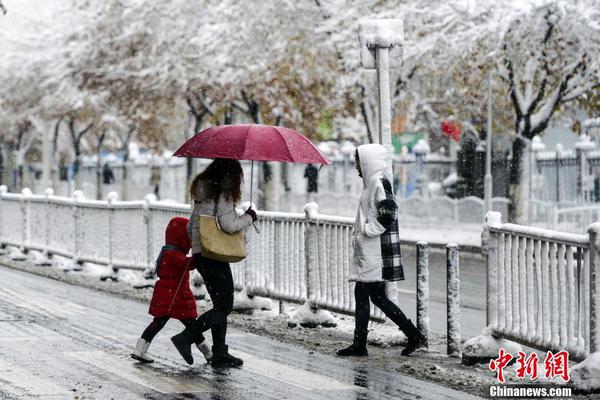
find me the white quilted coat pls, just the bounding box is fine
[349,144,392,282]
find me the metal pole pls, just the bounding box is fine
[484,70,493,212]
[588,223,600,353]
[376,46,393,174]
[250,160,254,205]
[376,46,397,304]
[446,243,461,357]
[416,241,429,349]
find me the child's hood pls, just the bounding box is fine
[357,144,387,182]
[165,217,191,250]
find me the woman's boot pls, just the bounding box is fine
[131,338,154,363]
[336,343,368,357]
[399,319,426,356]
[210,345,243,367]
[171,330,196,365]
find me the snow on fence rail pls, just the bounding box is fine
[398,196,510,226]
[482,211,600,361]
[0,185,394,321]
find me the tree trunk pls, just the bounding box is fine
[51,117,63,192]
[0,142,4,187]
[508,136,530,223]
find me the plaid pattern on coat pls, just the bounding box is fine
[378,178,404,282]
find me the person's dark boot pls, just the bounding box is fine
[171,330,195,365]
[210,345,243,367]
[336,343,368,357]
[399,319,427,356]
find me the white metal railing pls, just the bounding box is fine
[398,196,510,225]
[528,200,600,233]
[0,185,390,320]
[482,211,600,361]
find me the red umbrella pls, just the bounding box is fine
[174,124,330,164]
[173,124,330,203]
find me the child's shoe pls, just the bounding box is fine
[197,341,213,362]
[131,338,154,363]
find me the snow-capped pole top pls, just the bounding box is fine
[106,191,118,203]
[575,134,596,151]
[358,19,404,48]
[358,19,403,70]
[531,136,546,152]
[413,139,430,155]
[485,211,502,228]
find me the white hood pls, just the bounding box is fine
[357,144,386,182]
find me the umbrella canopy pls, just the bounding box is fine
[173,124,331,165]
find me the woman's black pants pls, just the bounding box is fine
[353,281,408,346]
[188,255,234,347]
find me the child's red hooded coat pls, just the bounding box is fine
[148,217,198,319]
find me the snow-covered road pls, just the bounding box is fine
[0,266,483,400]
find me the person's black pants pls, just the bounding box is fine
[353,281,408,346]
[141,316,204,345]
[187,255,234,347]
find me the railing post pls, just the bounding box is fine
[72,190,84,266]
[104,191,119,281]
[416,241,429,349]
[143,194,156,279]
[21,188,32,254]
[551,206,559,230]
[0,185,6,249]
[588,223,600,353]
[304,202,319,306]
[43,188,54,259]
[453,198,459,224]
[483,211,502,328]
[447,243,461,357]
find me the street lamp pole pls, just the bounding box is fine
[358,19,403,177]
[484,70,493,213]
[359,19,403,302]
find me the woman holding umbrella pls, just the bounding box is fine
[171,158,257,367]
[171,124,329,368]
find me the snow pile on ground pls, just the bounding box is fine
[287,301,337,328]
[233,288,273,312]
[570,352,600,391]
[462,327,522,365]
[7,246,27,261]
[29,250,51,266]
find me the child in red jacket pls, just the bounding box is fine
[132,217,212,363]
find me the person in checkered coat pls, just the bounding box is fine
[337,144,426,357]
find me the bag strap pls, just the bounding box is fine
[166,256,193,316]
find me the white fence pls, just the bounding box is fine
[0,185,390,320]
[482,211,600,360]
[398,196,511,226]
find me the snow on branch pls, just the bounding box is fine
[0,1,6,15]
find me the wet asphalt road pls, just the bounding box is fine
[395,245,486,339]
[0,266,483,400]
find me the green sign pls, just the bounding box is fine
[392,132,425,153]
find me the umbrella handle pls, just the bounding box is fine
[249,160,260,234]
[250,160,253,204]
